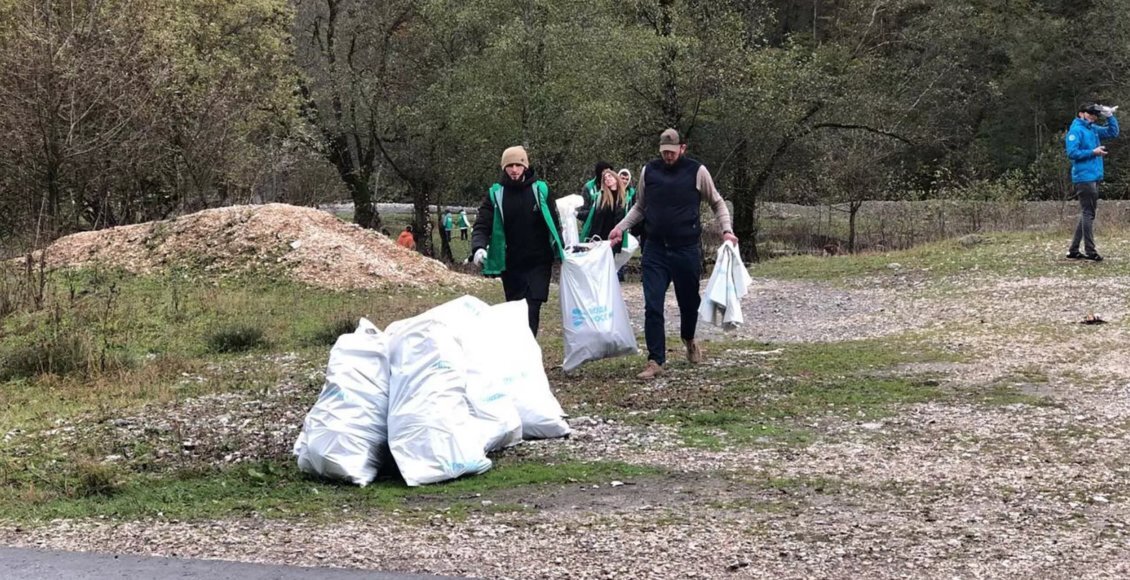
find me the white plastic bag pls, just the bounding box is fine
[293,318,391,487]
[387,295,523,453]
[698,241,753,330]
[559,242,638,371]
[483,300,570,438]
[613,233,639,271]
[386,317,494,486]
[555,194,585,248]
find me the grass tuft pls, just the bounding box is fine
[205,324,267,353]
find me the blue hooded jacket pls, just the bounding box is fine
[1066,115,1119,183]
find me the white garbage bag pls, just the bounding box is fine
[293,318,391,487]
[388,295,523,452]
[612,233,639,271]
[555,194,586,248]
[483,300,570,438]
[387,317,494,486]
[560,242,638,372]
[698,241,753,330]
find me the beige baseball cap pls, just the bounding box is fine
[659,128,681,152]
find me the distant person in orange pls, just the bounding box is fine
[396,225,416,250]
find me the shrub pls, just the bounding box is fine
[305,316,358,346]
[205,324,267,353]
[72,461,120,498]
[0,335,88,380]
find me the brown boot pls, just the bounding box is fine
[637,360,664,379]
[684,339,704,364]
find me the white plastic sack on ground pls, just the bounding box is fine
[483,300,570,438]
[293,318,391,487]
[555,194,585,248]
[560,242,638,372]
[698,241,753,330]
[388,295,523,451]
[387,317,494,486]
[385,295,489,338]
[613,233,639,270]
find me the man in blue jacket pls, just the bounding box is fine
[1066,103,1119,261]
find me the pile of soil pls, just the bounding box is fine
[34,203,474,290]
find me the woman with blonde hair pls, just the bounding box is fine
[579,168,632,249]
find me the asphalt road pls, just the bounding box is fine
[0,547,459,580]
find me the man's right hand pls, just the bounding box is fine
[472,248,487,267]
[1094,146,1109,157]
[608,227,623,245]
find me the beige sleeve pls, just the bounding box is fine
[614,165,647,232]
[697,165,733,233]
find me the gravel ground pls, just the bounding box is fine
[5,266,1130,579]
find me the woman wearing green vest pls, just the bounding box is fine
[578,168,631,246]
[471,145,564,337]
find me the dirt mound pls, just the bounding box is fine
[35,203,475,290]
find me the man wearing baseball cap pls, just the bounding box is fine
[1066,103,1119,261]
[609,128,739,379]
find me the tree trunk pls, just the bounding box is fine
[730,139,759,262]
[848,199,862,253]
[412,183,437,258]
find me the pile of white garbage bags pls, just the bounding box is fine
[293,296,571,487]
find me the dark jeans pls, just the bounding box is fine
[641,240,702,366]
[1069,181,1099,256]
[501,262,551,337]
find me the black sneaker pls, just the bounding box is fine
[1084,253,1104,262]
[1067,252,1085,260]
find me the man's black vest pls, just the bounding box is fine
[642,156,702,247]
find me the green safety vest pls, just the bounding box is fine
[579,181,635,249]
[483,180,565,276]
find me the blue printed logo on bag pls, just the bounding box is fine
[571,305,611,328]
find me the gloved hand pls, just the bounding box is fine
[1101,105,1119,118]
[472,248,487,267]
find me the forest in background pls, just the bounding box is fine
[1,0,1125,260]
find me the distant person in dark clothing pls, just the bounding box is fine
[609,128,738,379]
[1066,103,1119,262]
[471,146,565,336]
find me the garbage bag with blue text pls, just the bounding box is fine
[293,318,392,487]
[559,241,638,371]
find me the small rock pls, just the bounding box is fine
[569,416,600,428]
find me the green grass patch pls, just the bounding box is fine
[558,336,960,450]
[753,229,1130,282]
[0,268,489,431]
[0,457,660,522]
[665,410,813,450]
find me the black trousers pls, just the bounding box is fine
[501,262,551,337]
